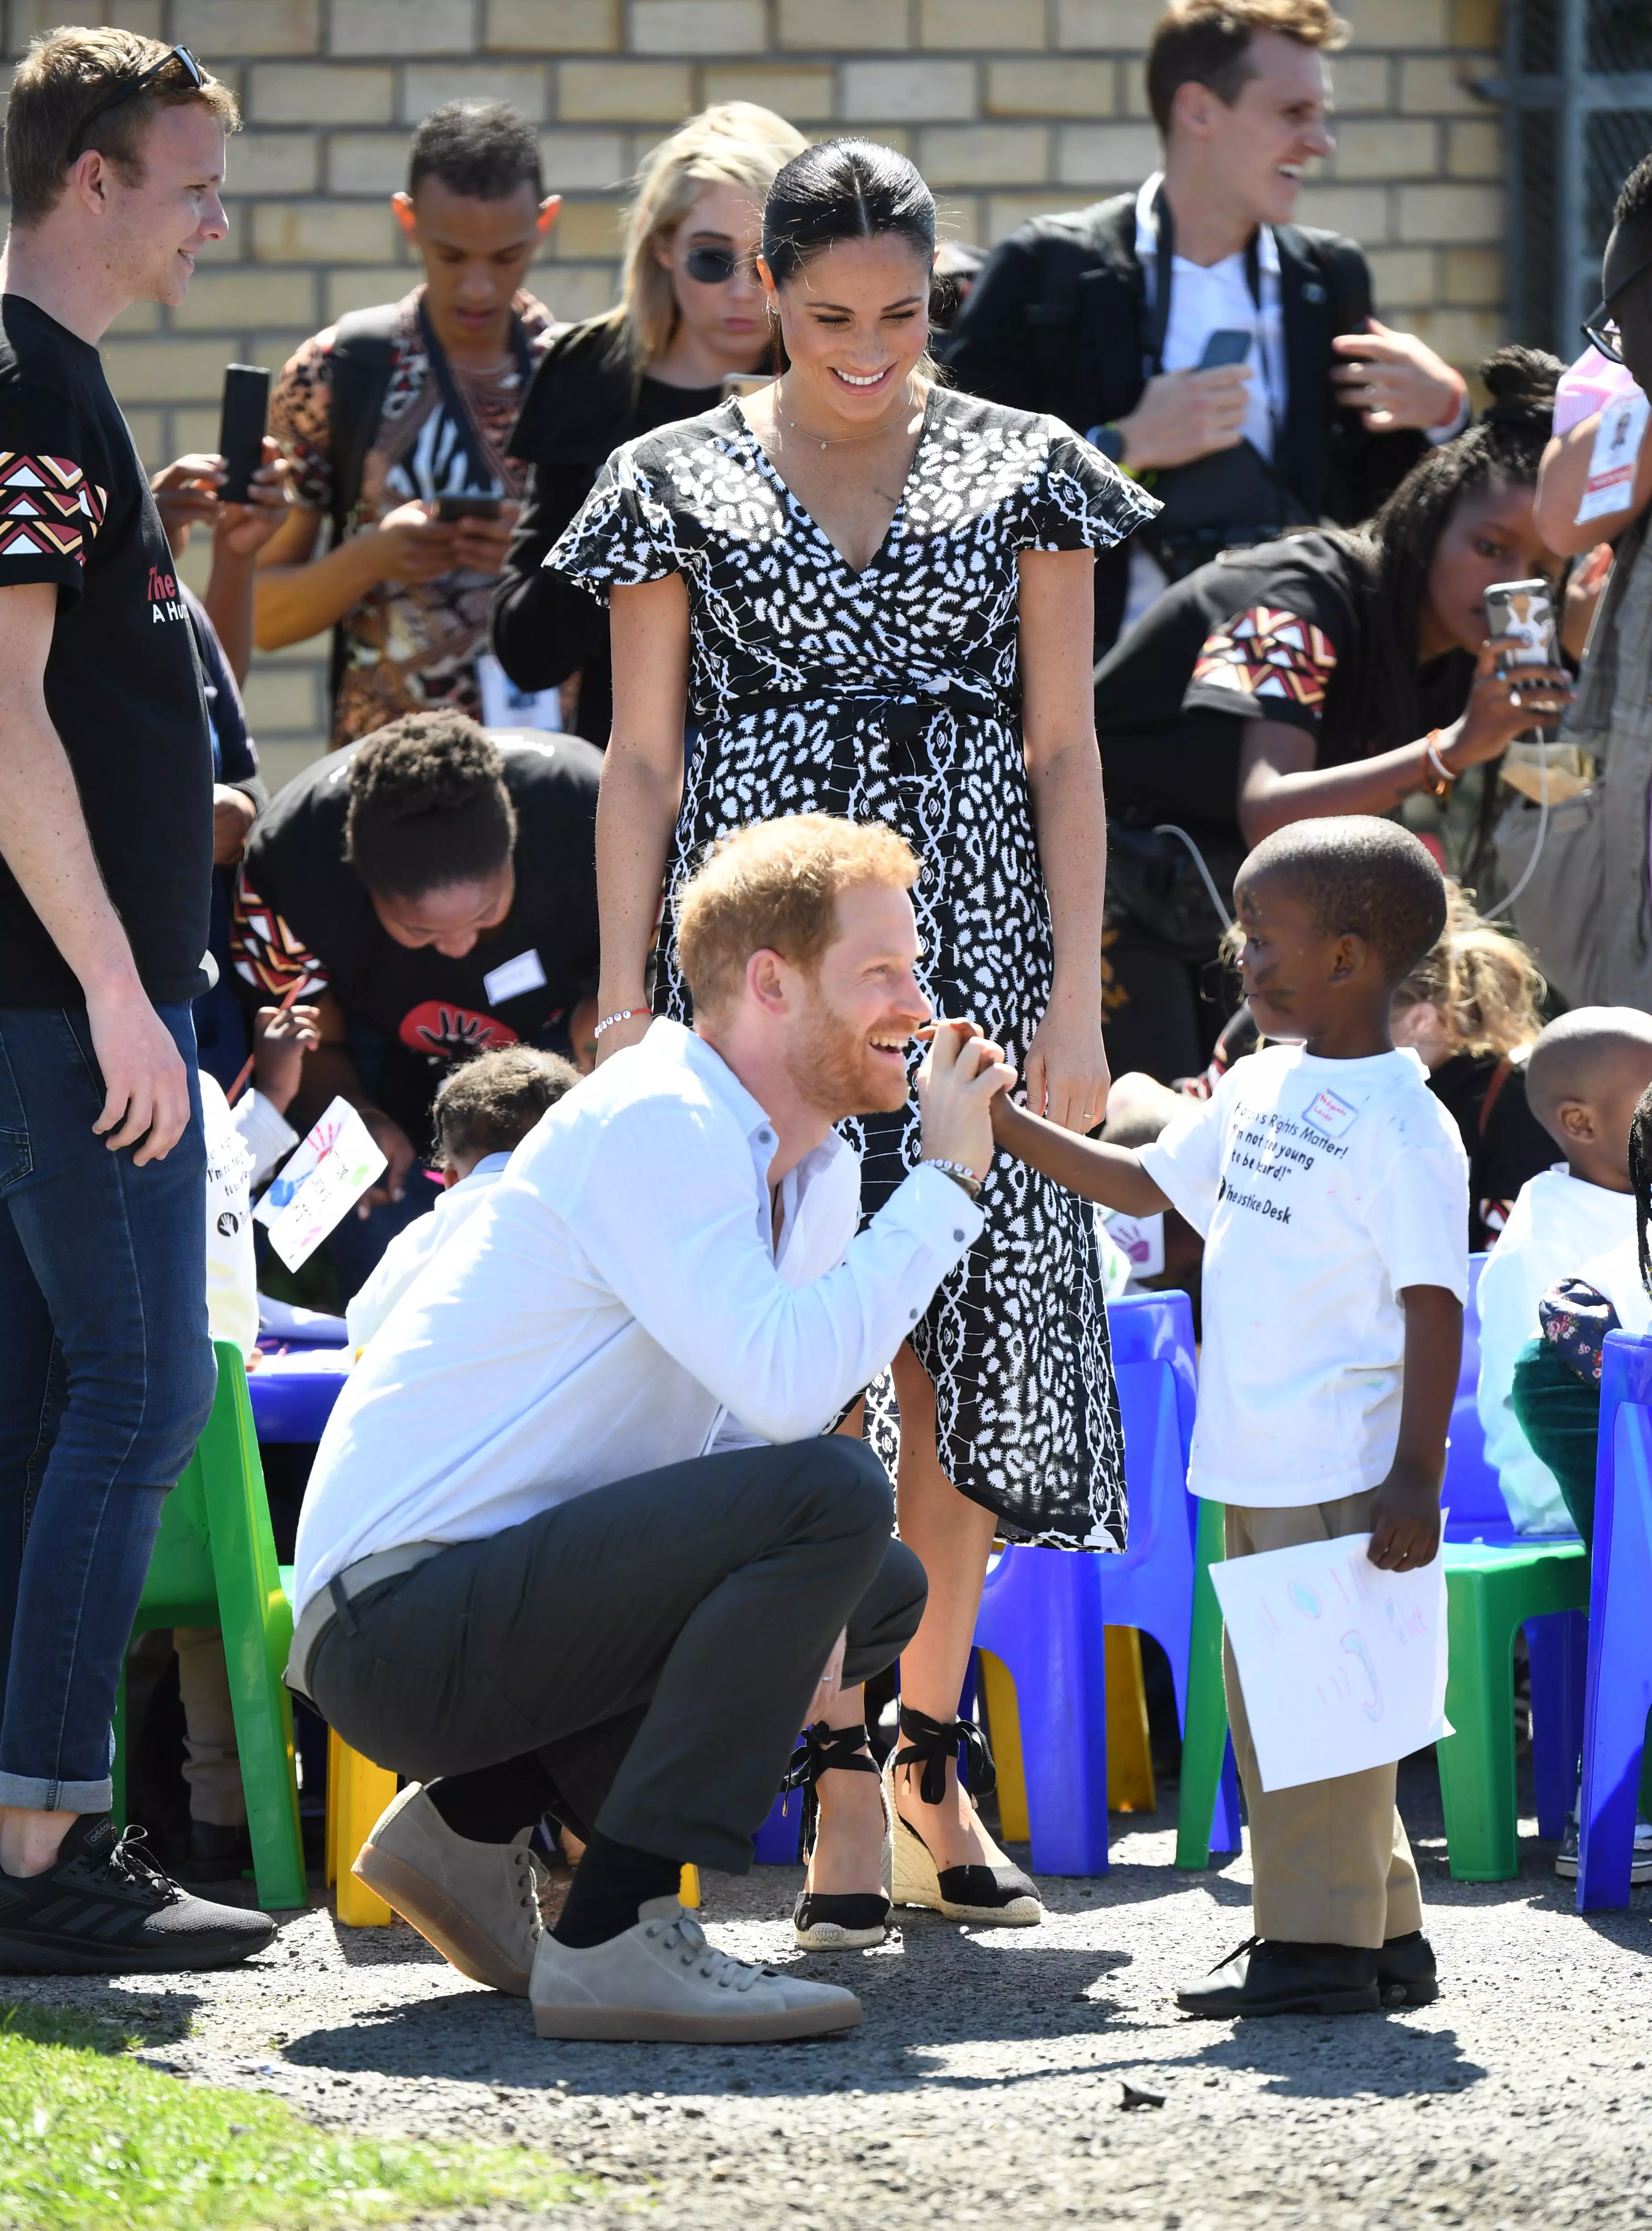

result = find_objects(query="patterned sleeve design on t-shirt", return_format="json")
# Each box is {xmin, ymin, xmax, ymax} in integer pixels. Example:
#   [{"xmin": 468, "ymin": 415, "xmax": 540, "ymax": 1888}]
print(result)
[
  {"xmin": 232, "ymin": 867, "xmax": 331, "ymax": 999},
  {"xmin": 0, "ymin": 452, "xmax": 106, "ymax": 566},
  {"xmin": 1190, "ymin": 605, "xmax": 1339, "ymax": 711},
  {"xmin": 268, "ymin": 331, "xmax": 336, "ymax": 513}
]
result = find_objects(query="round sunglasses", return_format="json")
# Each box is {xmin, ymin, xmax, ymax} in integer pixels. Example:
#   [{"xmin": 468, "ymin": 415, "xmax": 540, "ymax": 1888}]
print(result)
[{"xmin": 682, "ymin": 243, "xmax": 761, "ymax": 286}]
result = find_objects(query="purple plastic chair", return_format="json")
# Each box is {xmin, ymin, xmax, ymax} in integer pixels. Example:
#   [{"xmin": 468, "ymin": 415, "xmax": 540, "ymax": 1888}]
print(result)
[
  {"xmin": 1575, "ymin": 1329, "xmax": 1652, "ymax": 1908},
  {"xmin": 970, "ymin": 1287, "xmax": 1238, "ymax": 1874}
]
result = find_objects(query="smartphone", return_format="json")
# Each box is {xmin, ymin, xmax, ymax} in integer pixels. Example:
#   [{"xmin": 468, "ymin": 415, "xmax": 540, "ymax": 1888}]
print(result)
[
  {"xmin": 721, "ymin": 371, "xmax": 771, "ymax": 400},
  {"xmin": 1483, "ymin": 578, "xmax": 1557, "ymax": 665},
  {"xmin": 434, "ymin": 493, "xmax": 503, "ymax": 523},
  {"xmin": 217, "ymin": 364, "xmax": 269, "ymax": 505},
  {"xmin": 1197, "ymin": 329, "xmax": 1252, "ymax": 371}
]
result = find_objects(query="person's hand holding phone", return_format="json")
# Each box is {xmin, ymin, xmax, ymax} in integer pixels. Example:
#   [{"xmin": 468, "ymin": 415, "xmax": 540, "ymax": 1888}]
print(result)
[
  {"xmin": 214, "ymin": 438, "xmax": 293, "ymax": 558},
  {"xmin": 449, "ymin": 497, "xmax": 520, "ymax": 579},
  {"xmin": 373, "ymin": 499, "xmax": 461, "ymax": 584},
  {"xmin": 1112, "ymin": 363, "xmax": 1253, "ymax": 473},
  {"xmin": 1440, "ymin": 633, "xmax": 1575, "ymax": 768}
]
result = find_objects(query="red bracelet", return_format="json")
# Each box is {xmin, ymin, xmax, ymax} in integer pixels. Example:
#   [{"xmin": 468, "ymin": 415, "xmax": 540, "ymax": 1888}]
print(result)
[{"xmin": 592, "ymin": 1006, "xmax": 648, "ymax": 1042}]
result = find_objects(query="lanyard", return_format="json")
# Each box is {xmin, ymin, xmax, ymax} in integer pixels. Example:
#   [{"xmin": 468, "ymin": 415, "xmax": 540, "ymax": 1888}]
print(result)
[
  {"xmin": 413, "ymin": 294, "xmax": 532, "ymax": 496},
  {"xmin": 1142, "ymin": 186, "xmax": 1281, "ymax": 450}
]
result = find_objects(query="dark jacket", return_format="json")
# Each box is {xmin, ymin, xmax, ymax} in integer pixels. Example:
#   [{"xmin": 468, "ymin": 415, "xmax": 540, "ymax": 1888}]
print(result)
[
  {"xmin": 941, "ymin": 193, "xmax": 1429, "ymax": 653},
  {"xmin": 492, "ymin": 316, "xmax": 722, "ymax": 746}
]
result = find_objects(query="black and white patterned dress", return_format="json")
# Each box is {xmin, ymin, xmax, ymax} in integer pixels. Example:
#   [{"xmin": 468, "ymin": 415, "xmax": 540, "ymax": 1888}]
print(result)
[{"xmin": 549, "ymin": 386, "xmax": 1158, "ymax": 1547}]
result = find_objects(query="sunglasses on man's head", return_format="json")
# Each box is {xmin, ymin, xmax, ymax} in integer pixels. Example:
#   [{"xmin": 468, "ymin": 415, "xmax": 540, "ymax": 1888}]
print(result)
[
  {"xmin": 72, "ymin": 45, "xmax": 204, "ymax": 157},
  {"xmin": 682, "ymin": 243, "xmax": 760, "ymax": 286}
]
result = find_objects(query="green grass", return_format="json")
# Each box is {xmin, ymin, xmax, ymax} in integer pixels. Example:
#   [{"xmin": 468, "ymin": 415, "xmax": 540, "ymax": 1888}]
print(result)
[{"xmin": 0, "ymin": 2001, "xmax": 595, "ymax": 2230}]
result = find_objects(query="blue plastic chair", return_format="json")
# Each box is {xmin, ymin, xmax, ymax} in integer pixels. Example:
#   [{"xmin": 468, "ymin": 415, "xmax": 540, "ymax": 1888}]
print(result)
[
  {"xmin": 247, "ymin": 1345, "xmax": 352, "ymax": 1442},
  {"xmin": 1576, "ymin": 1329, "xmax": 1652, "ymax": 1908},
  {"xmin": 971, "ymin": 1288, "xmax": 1239, "ymax": 1874}
]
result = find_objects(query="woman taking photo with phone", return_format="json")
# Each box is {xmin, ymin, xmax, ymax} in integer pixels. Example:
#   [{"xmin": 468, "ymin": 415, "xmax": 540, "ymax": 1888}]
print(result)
[
  {"xmin": 547, "ymin": 139, "xmax": 1155, "ymax": 1950},
  {"xmin": 1092, "ymin": 345, "xmax": 1575, "ymax": 1084},
  {"xmin": 491, "ymin": 101, "xmax": 805, "ymax": 745}
]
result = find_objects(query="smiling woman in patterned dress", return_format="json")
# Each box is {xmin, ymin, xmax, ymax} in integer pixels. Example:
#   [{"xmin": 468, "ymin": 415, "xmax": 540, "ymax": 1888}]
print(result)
[{"xmin": 547, "ymin": 139, "xmax": 1158, "ymax": 1947}]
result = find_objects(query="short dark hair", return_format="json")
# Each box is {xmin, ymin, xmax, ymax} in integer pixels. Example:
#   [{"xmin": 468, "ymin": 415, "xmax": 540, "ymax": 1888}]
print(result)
[
  {"xmin": 5, "ymin": 26, "xmax": 239, "ymax": 229},
  {"xmin": 1239, "ymin": 815, "xmax": 1447, "ymax": 983},
  {"xmin": 1526, "ymin": 1008, "xmax": 1652, "ymax": 1136},
  {"xmin": 344, "ymin": 712, "xmax": 517, "ymax": 899},
  {"xmin": 407, "ymin": 100, "xmax": 542, "ymax": 203},
  {"xmin": 1145, "ymin": 0, "xmax": 1347, "ymax": 138},
  {"xmin": 433, "ymin": 1044, "xmax": 577, "ymax": 1162},
  {"xmin": 1615, "ymin": 152, "xmax": 1652, "ymax": 243},
  {"xmin": 762, "ymin": 137, "xmax": 935, "ymax": 290}
]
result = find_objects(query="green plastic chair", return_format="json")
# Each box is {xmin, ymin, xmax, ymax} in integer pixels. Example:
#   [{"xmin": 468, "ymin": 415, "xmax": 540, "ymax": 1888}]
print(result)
[{"xmin": 112, "ymin": 1340, "xmax": 307, "ymax": 1911}]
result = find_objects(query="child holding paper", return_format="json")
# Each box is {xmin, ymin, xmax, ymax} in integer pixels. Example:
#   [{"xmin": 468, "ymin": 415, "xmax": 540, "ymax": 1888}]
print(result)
[{"xmin": 993, "ymin": 816, "xmax": 1469, "ymax": 2018}]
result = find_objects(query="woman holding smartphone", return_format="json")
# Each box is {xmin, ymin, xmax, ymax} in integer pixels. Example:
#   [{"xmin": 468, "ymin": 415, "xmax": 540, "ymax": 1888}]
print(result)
[{"xmin": 492, "ymin": 102, "xmax": 805, "ymax": 746}]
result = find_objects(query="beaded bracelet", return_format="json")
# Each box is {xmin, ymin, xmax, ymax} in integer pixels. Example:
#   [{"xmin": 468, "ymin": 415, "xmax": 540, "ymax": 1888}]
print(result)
[
  {"xmin": 1421, "ymin": 728, "xmax": 1456, "ymax": 803},
  {"xmin": 921, "ymin": 1156, "xmax": 984, "ymax": 1199},
  {"xmin": 591, "ymin": 1006, "xmax": 649, "ymax": 1042}
]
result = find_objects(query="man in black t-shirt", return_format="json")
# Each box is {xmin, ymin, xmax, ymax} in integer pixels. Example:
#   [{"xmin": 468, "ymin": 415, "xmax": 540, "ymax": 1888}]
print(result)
[
  {"xmin": 0, "ymin": 27, "xmax": 272, "ymax": 1972},
  {"xmin": 234, "ymin": 712, "xmax": 599, "ymax": 1294}
]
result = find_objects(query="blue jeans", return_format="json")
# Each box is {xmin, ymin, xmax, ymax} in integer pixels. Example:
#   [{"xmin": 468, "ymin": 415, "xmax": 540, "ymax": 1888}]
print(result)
[{"xmin": 0, "ymin": 1005, "xmax": 216, "ymax": 1812}]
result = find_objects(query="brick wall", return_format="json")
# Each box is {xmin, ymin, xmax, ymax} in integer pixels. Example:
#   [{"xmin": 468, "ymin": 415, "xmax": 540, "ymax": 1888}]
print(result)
[{"xmin": 3, "ymin": 0, "xmax": 1506, "ymax": 788}]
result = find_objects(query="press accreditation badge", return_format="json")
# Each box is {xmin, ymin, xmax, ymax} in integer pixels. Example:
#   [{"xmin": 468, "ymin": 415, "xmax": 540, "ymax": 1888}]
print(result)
[
  {"xmin": 477, "ymin": 650, "xmax": 563, "ymax": 733},
  {"xmin": 1301, "ymin": 1085, "xmax": 1363, "ymax": 1140}
]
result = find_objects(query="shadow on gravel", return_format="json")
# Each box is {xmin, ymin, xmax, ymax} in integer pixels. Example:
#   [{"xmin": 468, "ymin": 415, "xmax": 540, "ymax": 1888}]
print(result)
[{"xmin": 1185, "ymin": 2018, "xmax": 1485, "ymax": 2100}]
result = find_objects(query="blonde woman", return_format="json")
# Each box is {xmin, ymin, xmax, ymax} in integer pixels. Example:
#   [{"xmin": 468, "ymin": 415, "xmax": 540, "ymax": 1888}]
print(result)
[{"xmin": 492, "ymin": 101, "xmax": 805, "ymax": 743}]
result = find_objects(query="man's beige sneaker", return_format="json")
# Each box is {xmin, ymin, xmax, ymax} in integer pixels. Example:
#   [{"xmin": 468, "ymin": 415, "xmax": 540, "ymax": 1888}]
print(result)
[
  {"xmin": 530, "ymin": 1898, "xmax": 863, "ymax": 2042},
  {"xmin": 351, "ymin": 1784, "xmax": 543, "ymax": 1996}
]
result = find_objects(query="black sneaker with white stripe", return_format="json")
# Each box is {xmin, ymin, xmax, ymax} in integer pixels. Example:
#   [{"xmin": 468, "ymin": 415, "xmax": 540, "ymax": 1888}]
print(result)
[{"xmin": 0, "ymin": 1814, "xmax": 275, "ymax": 1974}]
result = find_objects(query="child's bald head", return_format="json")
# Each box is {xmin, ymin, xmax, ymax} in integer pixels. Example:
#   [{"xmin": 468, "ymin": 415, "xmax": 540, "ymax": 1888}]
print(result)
[{"xmin": 1526, "ymin": 1007, "xmax": 1652, "ymax": 1191}]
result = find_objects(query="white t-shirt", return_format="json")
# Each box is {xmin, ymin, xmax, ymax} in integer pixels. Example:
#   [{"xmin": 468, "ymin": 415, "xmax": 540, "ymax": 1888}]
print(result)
[
  {"xmin": 345, "ymin": 1152, "xmax": 511, "ymax": 1352},
  {"xmin": 1475, "ymin": 1167, "xmax": 1639, "ymax": 1532},
  {"xmin": 1139, "ymin": 1044, "xmax": 1469, "ymax": 1506}
]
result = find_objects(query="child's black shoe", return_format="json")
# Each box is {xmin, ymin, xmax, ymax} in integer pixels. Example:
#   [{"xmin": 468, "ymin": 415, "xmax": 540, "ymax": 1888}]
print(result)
[
  {"xmin": 1376, "ymin": 1929, "xmax": 1438, "ymax": 2007},
  {"xmin": 1175, "ymin": 1935, "xmax": 1380, "ymax": 2018}
]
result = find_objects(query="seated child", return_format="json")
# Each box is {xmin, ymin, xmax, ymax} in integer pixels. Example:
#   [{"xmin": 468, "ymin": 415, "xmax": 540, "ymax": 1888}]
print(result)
[
  {"xmin": 995, "ymin": 815, "xmax": 1467, "ymax": 2019},
  {"xmin": 346, "ymin": 1046, "xmax": 577, "ymax": 1352},
  {"xmin": 1475, "ymin": 1007, "xmax": 1652, "ymax": 1535},
  {"xmin": 1389, "ymin": 885, "xmax": 1554, "ymax": 1251}
]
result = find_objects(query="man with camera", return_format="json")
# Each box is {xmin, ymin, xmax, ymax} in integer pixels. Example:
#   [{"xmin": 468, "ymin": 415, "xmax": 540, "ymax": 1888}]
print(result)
[
  {"xmin": 0, "ymin": 25, "xmax": 274, "ymax": 1973},
  {"xmin": 943, "ymin": 0, "xmax": 1469, "ymax": 657},
  {"xmin": 252, "ymin": 100, "xmax": 561, "ymax": 747}
]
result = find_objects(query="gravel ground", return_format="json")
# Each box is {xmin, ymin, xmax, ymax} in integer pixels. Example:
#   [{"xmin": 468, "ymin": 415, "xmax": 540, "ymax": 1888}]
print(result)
[{"xmin": 11, "ymin": 1754, "xmax": 1652, "ymax": 2230}]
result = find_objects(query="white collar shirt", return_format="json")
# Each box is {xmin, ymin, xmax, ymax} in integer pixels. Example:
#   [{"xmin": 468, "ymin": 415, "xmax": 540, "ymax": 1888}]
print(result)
[{"xmin": 292, "ymin": 1020, "xmax": 983, "ymax": 1615}]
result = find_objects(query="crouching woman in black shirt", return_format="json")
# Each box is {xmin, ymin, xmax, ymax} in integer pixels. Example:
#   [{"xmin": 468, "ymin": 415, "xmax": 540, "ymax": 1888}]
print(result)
[{"xmin": 1094, "ymin": 346, "xmax": 1571, "ymax": 1083}]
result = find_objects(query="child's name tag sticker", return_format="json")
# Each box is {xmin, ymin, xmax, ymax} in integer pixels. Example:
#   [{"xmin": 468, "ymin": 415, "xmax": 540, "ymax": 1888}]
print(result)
[
  {"xmin": 1578, "ymin": 390, "xmax": 1651, "ymax": 522},
  {"xmin": 1302, "ymin": 1085, "xmax": 1362, "ymax": 1139},
  {"xmin": 253, "ymin": 1095, "xmax": 387, "ymax": 1272},
  {"xmin": 483, "ymin": 948, "xmax": 547, "ymax": 1004}
]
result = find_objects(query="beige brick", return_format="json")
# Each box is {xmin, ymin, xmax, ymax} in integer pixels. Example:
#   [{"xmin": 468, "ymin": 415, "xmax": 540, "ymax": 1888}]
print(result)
[
  {"xmin": 122, "ymin": 408, "xmax": 166, "ymax": 475},
  {"xmin": 1293, "ymin": 180, "xmax": 1391, "ymax": 242},
  {"xmin": 332, "ymin": 0, "xmax": 478, "ymax": 53},
  {"xmin": 935, "ymin": 192, "xmax": 984, "ymax": 245},
  {"xmin": 1399, "ymin": 55, "xmax": 1497, "ymax": 116},
  {"xmin": 324, "ymin": 266, "xmax": 416, "ymax": 324},
  {"xmin": 537, "ymin": 129, "xmax": 629, "ymax": 189},
  {"xmin": 1331, "ymin": 118, "xmax": 1437, "ymax": 180},
  {"xmin": 328, "ymin": 134, "xmax": 414, "ymax": 196},
  {"xmin": 1403, "ymin": 306, "xmax": 1503, "ymax": 365},
  {"xmin": 841, "ymin": 60, "xmax": 976, "ymax": 122},
  {"xmin": 248, "ymin": 65, "xmax": 394, "ymax": 125},
  {"xmin": 988, "ymin": 192, "xmax": 1089, "ymax": 240},
  {"xmin": 1447, "ymin": 118, "xmax": 1500, "ymax": 179},
  {"xmin": 7, "ymin": 0, "xmax": 162, "ymax": 31},
  {"xmin": 919, "ymin": 126, "xmax": 1049, "ymax": 188},
  {"xmin": 175, "ymin": 539, "xmax": 213, "ymax": 597},
  {"xmin": 700, "ymin": 65, "xmax": 835, "ymax": 120},
  {"xmin": 1327, "ymin": 55, "xmax": 1389, "ymax": 114},
  {"xmin": 1057, "ymin": 120, "xmax": 1159, "ymax": 187},
  {"xmin": 1365, "ymin": 246, "xmax": 1435, "ymax": 307},
  {"xmin": 484, "ymin": 0, "xmax": 621, "ymax": 48},
  {"xmin": 539, "ymin": 264, "xmax": 621, "ymax": 321},
  {"xmin": 630, "ymin": 0, "xmax": 766, "ymax": 52},
  {"xmin": 920, "ymin": 0, "xmax": 1045, "ymax": 48},
  {"xmin": 777, "ymin": 0, "xmax": 909, "ymax": 50},
  {"xmin": 1121, "ymin": 67, "xmax": 1153, "ymax": 121},
  {"xmin": 1450, "ymin": 0, "xmax": 1498, "ymax": 44},
  {"xmin": 244, "ymin": 667, "xmax": 321, "ymax": 731},
  {"xmin": 1343, "ymin": 0, "xmax": 1448, "ymax": 44},
  {"xmin": 172, "ymin": 268, "xmax": 318, "ymax": 330},
  {"xmin": 226, "ymin": 130, "xmax": 319, "ymax": 195},
  {"xmin": 105, "ymin": 300, "xmax": 161, "ymax": 336},
  {"xmin": 1397, "ymin": 182, "xmax": 1502, "ymax": 243},
  {"xmin": 551, "ymin": 198, "xmax": 626, "ymax": 258},
  {"xmin": 174, "ymin": 0, "xmax": 319, "ymax": 54},
  {"xmin": 252, "ymin": 329, "xmax": 313, "ymax": 368},
  {"xmin": 1057, "ymin": 0, "xmax": 1160, "ymax": 44},
  {"xmin": 987, "ymin": 60, "xmax": 1116, "ymax": 118},
  {"xmin": 253, "ymin": 200, "xmax": 395, "ymax": 262},
  {"xmin": 259, "ymin": 737, "xmax": 331, "ymax": 792},
  {"xmin": 401, "ymin": 63, "xmax": 548, "ymax": 121},
  {"xmin": 558, "ymin": 60, "xmax": 695, "ymax": 120},
  {"xmin": 173, "ymin": 406, "xmax": 225, "ymax": 455},
  {"xmin": 103, "ymin": 338, "xmax": 237, "ymax": 406},
  {"xmin": 1443, "ymin": 245, "xmax": 1503, "ymax": 306}
]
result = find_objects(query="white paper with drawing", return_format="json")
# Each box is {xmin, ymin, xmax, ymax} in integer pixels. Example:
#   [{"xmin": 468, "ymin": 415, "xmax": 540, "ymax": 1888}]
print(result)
[
  {"xmin": 252, "ymin": 1095, "xmax": 387, "ymax": 1272},
  {"xmin": 1211, "ymin": 1531, "xmax": 1451, "ymax": 1793}
]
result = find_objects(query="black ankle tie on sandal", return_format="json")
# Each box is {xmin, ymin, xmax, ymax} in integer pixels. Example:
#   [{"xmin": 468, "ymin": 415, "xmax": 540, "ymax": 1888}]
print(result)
[
  {"xmin": 782, "ymin": 1720, "xmax": 879, "ymax": 1856},
  {"xmin": 893, "ymin": 1703, "xmax": 998, "ymax": 1805}
]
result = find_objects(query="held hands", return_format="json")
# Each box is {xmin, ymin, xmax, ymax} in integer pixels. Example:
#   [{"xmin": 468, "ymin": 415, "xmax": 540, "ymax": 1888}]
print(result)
[
  {"xmin": 1331, "ymin": 320, "xmax": 1464, "ymax": 433},
  {"xmin": 916, "ymin": 1018, "xmax": 1018, "ymax": 1182},
  {"xmin": 1114, "ymin": 364, "xmax": 1252, "ymax": 473},
  {"xmin": 1022, "ymin": 990, "xmax": 1110, "ymax": 1133},
  {"xmin": 1366, "ymin": 1457, "xmax": 1443, "ymax": 1573},
  {"xmin": 1441, "ymin": 634, "xmax": 1575, "ymax": 770}
]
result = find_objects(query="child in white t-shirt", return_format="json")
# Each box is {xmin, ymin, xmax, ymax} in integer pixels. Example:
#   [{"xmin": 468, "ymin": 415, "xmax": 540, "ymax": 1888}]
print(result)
[
  {"xmin": 995, "ymin": 816, "xmax": 1467, "ymax": 2020},
  {"xmin": 1475, "ymin": 1008, "xmax": 1652, "ymax": 1533}
]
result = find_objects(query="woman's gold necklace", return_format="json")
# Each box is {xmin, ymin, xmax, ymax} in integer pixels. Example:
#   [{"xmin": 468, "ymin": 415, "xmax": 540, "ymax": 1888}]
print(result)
[{"xmin": 777, "ymin": 379, "xmax": 918, "ymax": 453}]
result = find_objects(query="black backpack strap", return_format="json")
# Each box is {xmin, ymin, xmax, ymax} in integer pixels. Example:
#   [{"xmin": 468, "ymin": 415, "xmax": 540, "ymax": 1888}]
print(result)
[
  {"xmin": 1022, "ymin": 196, "xmax": 1134, "ymax": 406},
  {"xmin": 325, "ymin": 302, "xmax": 401, "ymax": 552}
]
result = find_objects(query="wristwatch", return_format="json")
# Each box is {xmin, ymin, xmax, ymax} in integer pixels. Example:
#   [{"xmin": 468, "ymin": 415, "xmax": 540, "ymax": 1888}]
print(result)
[{"xmin": 1088, "ymin": 422, "xmax": 1127, "ymax": 468}]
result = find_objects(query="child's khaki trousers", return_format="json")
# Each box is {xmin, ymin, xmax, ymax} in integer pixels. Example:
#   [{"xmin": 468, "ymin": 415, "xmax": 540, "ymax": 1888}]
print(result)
[{"xmin": 1221, "ymin": 1490, "xmax": 1424, "ymax": 1950}]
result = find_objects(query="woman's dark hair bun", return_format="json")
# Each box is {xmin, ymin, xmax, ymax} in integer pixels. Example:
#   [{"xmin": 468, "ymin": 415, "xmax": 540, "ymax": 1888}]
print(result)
[
  {"xmin": 1478, "ymin": 343, "xmax": 1564, "ymax": 424},
  {"xmin": 345, "ymin": 709, "xmax": 517, "ymax": 899},
  {"xmin": 762, "ymin": 137, "xmax": 935, "ymax": 288}
]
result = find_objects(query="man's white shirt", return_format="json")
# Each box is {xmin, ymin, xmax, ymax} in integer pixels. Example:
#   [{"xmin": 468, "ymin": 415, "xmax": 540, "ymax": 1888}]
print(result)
[{"xmin": 291, "ymin": 1020, "xmax": 983, "ymax": 1618}]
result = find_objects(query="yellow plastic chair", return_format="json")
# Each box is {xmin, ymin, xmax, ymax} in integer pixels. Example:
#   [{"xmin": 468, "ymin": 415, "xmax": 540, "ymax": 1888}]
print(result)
[{"xmin": 983, "ymin": 1626, "xmax": 1157, "ymax": 1842}]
